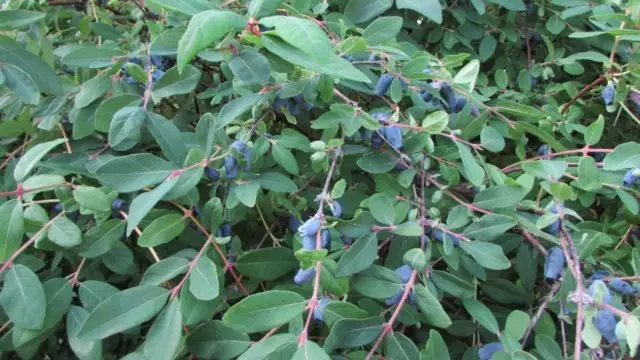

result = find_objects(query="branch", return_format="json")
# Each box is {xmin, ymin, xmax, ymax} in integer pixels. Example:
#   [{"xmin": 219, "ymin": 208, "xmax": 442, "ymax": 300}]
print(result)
[
  {"xmin": 560, "ymin": 74, "xmax": 606, "ymax": 115},
  {"xmin": 522, "ymin": 281, "xmax": 562, "ymax": 345}
]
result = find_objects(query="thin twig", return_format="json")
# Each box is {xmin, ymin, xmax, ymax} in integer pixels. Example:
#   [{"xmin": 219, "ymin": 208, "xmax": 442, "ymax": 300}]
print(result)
[{"xmin": 522, "ymin": 281, "xmax": 562, "ymax": 345}]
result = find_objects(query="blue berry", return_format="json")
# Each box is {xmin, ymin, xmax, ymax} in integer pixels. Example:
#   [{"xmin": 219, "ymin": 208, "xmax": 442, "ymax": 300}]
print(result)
[
  {"xmin": 272, "ymin": 97, "xmax": 293, "ymax": 112},
  {"xmin": 302, "ymin": 235, "xmax": 316, "ymax": 250},
  {"xmin": 330, "ymin": 201, "xmax": 342, "ymax": 218},
  {"xmin": 321, "ymin": 230, "xmax": 330, "ymax": 250},
  {"xmin": 313, "ymin": 297, "xmax": 331, "ymax": 322},
  {"xmin": 52, "ymin": 203, "xmax": 63, "ymax": 215},
  {"xmin": 224, "ymin": 156, "xmax": 238, "ymax": 179},
  {"xmin": 526, "ymin": 1, "xmax": 536, "ymax": 15},
  {"xmin": 543, "ymin": 247, "xmax": 565, "ymax": 280},
  {"xmin": 470, "ymin": 104, "xmax": 480, "ymax": 116},
  {"xmin": 589, "ymin": 270, "xmax": 609, "ymax": 281},
  {"xmin": 593, "ymin": 309, "xmax": 618, "ymax": 344},
  {"xmin": 371, "ymin": 112, "xmax": 391, "ymax": 122},
  {"xmin": 150, "ymin": 55, "xmax": 163, "ymax": 68},
  {"xmin": 371, "ymin": 131, "xmax": 384, "ymax": 149},
  {"xmin": 537, "ymin": 144, "xmax": 550, "ymax": 159},
  {"xmin": 601, "ymin": 85, "xmax": 615, "ymax": 106},
  {"xmin": 382, "ymin": 126, "xmax": 403, "ymax": 150},
  {"xmin": 294, "ymin": 267, "xmax": 315, "ymax": 284},
  {"xmin": 432, "ymin": 229, "xmax": 460, "ymax": 245},
  {"xmin": 478, "ymin": 342, "xmax": 503, "ymax": 360},
  {"xmin": 204, "ymin": 167, "xmax": 219, "ymax": 182},
  {"xmin": 588, "ymin": 280, "xmax": 612, "ymax": 304},
  {"xmin": 111, "ymin": 198, "xmax": 128, "ymax": 211},
  {"xmin": 68, "ymin": 211, "xmax": 80, "ymax": 222},
  {"xmin": 231, "ymin": 141, "xmax": 252, "ymax": 171},
  {"xmin": 288, "ymin": 216, "xmax": 301, "ymax": 233},
  {"xmin": 608, "ymin": 278, "xmax": 636, "ymax": 296},
  {"xmin": 151, "ymin": 69, "xmax": 164, "ymax": 83},
  {"xmin": 544, "ymin": 219, "xmax": 561, "ymax": 235},
  {"xmin": 385, "ymin": 290, "xmax": 403, "ymax": 305},
  {"xmin": 340, "ymin": 236, "xmax": 353, "ymax": 245},
  {"xmin": 623, "ymin": 168, "xmax": 640, "ymax": 186},
  {"xmin": 420, "ymin": 89, "xmax": 433, "ymax": 102},
  {"xmin": 216, "ymin": 223, "xmax": 232, "ymax": 237},
  {"xmin": 451, "ymin": 96, "xmax": 467, "ymax": 113},
  {"xmin": 395, "ymin": 265, "xmax": 413, "ymax": 283},
  {"xmin": 298, "ymin": 217, "xmax": 321, "ymax": 237},
  {"xmin": 368, "ymin": 54, "xmax": 378, "ymax": 62},
  {"xmin": 374, "ymin": 74, "xmax": 394, "ymax": 96}
]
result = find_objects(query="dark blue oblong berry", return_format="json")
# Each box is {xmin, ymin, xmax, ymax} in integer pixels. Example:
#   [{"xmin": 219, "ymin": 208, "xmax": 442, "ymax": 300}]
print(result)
[
  {"xmin": 374, "ymin": 74, "xmax": 394, "ymax": 96},
  {"xmin": 302, "ymin": 235, "xmax": 316, "ymax": 250},
  {"xmin": 313, "ymin": 297, "xmax": 331, "ymax": 322},
  {"xmin": 544, "ymin": 219, "xmax": 561, "ymax": 235},
  {"xmin": 543, "ymin": 247, "xmax": 565, "ymax": 280},
  {"xmin": 224, "ymin": 156, "xmax": 239, "ymax": 179},
  {"xmin": 330, "ymin": 201, "xmax": 342, "ymax": 218},
  {"xmin": 589, "ymin": 270, "xmax": 609, "ymax": 281},
  {"xmin": 593, "ymin": 309, "xmax": 618, "ymax": 344},
  {"xmin": 231, "ymin": 141, "xmax": 252, "ymax": 171},
  {"xmin": 216, "ymin": 223, "xmax": 232, "ymax": 237},
  {"xmin": 371, "ymin": 112, "xmax": 391, "ymax": 122},
  {"xmin": 371, "ymin": 131, "xmax": 384, "ymax": 149},
  {"xmin": 68, "ymin": 211, "xmax": 80, "ymax": 222},
  {"xmin": 451, "ymin": 96, "xmax": 467, "ymax": 113},
  {"xmin": 470, "ymin": 104, "xmax": 480, "ymax": 116},
  {"xmin": 608, "ymin": 278, "xmax": 636, "ymax": 295},
  {"xmin": 294, "ymin": 267, "xmax": 315, "ymax": 284},
  {"xmin": 340, "ymin": 236, "xmax": 353, "ymax": 245},
  {"xmin": 151, "ymin": 69, "xmax": 164, "ymax": 83},
  {"xmin": 298, "ymin": 216, "xmax": 321, "ymax": 237},
  {"xmin": 111, "ymin": 198, "xmax": 128, "ymax": 211},
  {"xmin": 588, "ymin": 280, "xmax": 612, "ymax": 304},
  {"xmin": 385, "ymin": 289, "xmax": 403, "ymax": 305},
  {"xmin": 52, "ymin": 203, "xmax": 63, "ymax": 215},
  {"xmin": 537, "ymin": 144, "xmax": 551, "ymax": 159},
  {"xmin": 601, "ymin": 85, "xmax": 615, "ymax": 106},
  {"xmin": 395, "ymin": 265, "xmax": 413, "ymax": 284},
  {"xmin": 150, "ymin": 55, "xmax": 163, "ymax": 68},
  {"xmin": 383, "ymin": 126, "xmax": 403, "ymax": 150},
  {"xmin": 432, "ymin": 229, "xmax": 460, "ymax": 245},
  {"xmin": 204, "ymin": 167, "xmax": 220, "ymax": 182},
  {"xmin": 321, "ymin": 230, "xmax": 330, "ymax": 250},
  {"xmin": 526, "ymin": 1, "xmax": 536, "ymax": 15},
  {"xmin": 478, "ymin": 342, "xmax": 504, "ymax": 360},
  {"xmin": 623, "ymin": 168, "xmax": 640, "ymax": 186},
  {"xmin": 288, "ymin": 216, "xmax": 301, "ymax": 233}
]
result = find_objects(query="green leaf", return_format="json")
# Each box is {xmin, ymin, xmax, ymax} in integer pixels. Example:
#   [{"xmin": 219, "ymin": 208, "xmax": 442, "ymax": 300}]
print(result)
[
  {"xmin": 534, "ymin": 334, "xmax": 562, "ymax": 360},
  {"xmin": 263, "ymin": 16, "xmax": 333, "ymax": 60},
  {"xmin": 189, "ymin": 256, "xmax": 220, "ymax": 301},
  {"xmin": 108, "ymin": 107, "xmax": 147, "ymax": 149},
  {"xmin": 294, "ymin": 341, "xmax": 331, "ymax": 360},
  {"xmin": 73, "ymin": 186, "xmax": 111, "ymax": 213},
  {"xmin": 146, "ymin": 0, "xmax": 216, "ymax": 16},
  {"xmin": 142, "ymin": 298, "xmax": 182, "ymax": 360},
  {"xmin": 1, "ymin": 63, "xmax": 40, "ymax": 105},
  {"xmin": 272, "ymin": 142, "xmax": 299, "ymax": 175},
  {"xmin": 222, "ymin": 290, "xmax": 306, "ymax": 333},
  {"xmin": 47, "ymin": 216, "xmax": 82, "ymax": 248},
  {"xmin": 78, "ymin": 286, "xmax": 169, "ymax": 340},
  {"xmin": 335, "ymin": 233, "xmax": 378, "ymax": 277},
  {"xmin": 0, "ymin": 10, "xmax": 45, "ymax": 30},
  {"xmin": 385, "ymin": 332, "xmax": 420, "ymax": 360},
  {"xmin": 603, "ymin": 142, "xmax": 640, "ymax": 170},
  {"xmin": 67, "ymin": 306, "xmax": 103, "ymax": 360},
  {"xmin": 457, "ymin": 143, "xmax": 485, "ymax": 187},
  {"xmin": 403, "ymin": 249, "xmax": 427, "ymax": 272},
  {"xmin": 235, "ymin": 247, "xmax": 298, "ymax": 281},
  {"xmin": 231, "ymin": 182, "xmax": 261, "ymax": 208},
  {"xmin": 505, "ymin": 310, "xmax": 530, "ymax": 341},
  {"xmin": 141, "ymin": 257, "xmax": 190, "ymax": 286},
  {"xmin": 14, "ymin": 139, "xmax": 65, "ymax": 182},
  {"xmin": 78, "ymin": 281, "xmax": 120, "ymax": 312},
  {"xmin": 617, "ymin": 189, "xmax": 639, "ymax": 215},
  {"xmin": 479, "ymin": 35, "xmax": 498, "ymax": 62},
  {"xmin": 0, "ymin": 36, "xmax": 62, "ymax": 94},
  {"xmin": 323, "ymin": 317, "xmax": 383, "ymax": 352},
  {"xmin": 177, "ymin": 10, "xmax": 246, "ymax": 73},
  {"xmin": 94, "ymin": 94, "xmax": 141, "ymax": 133},
  {"xmin": 414, "ymin": 285, "xmax": 452, "ymax": 328},
  {"xmin": 516, "ymin": 122, "xmax": 567, "ymax": 152},
  {"xmin": 74, "ymin": 76, "xmax": 112, "ymax": 109},
  {"xmin": 422, "ymin": 110, "xmax": 448, "ymax": 134},
  {"xmin": 462, "ymin": 298, "xmax": 500, "ymax": 334},
  {"xmin": 453, "ymin": 60, "xmax": 480, "ymax": 92},
  {"xmin": 546, "ymin": 15, "xmax": 566, "ymax": 35},
  {"xmin": 363, "ymin": 16, "xmax": 403, "ymax": 45},
  {"xmin": 357, "ymin": 153, "xmax": 396, "ymax": 173},
  {"xmin": 352, "ymin": 265, "xmax": 402, "ymax": 299},
  {"xmin": 145, "ymin": 113, "xmax": 188, "ymax": 165},
  {"xmin": 152, "ymin": 65, "xmax": 201, "ymax": 101},
  {"xmin": 463, "ymin": 214, "xmax": 517, "ymax": 241},
  {"xmin": 480, "ymin": 127, "xmax": 505, "ymax": 153},
  {"xmin": 396, "ymin": 0, "xmax": 443, "ymax": 24},
  {"xmin": 487, "ymin": 0, "xmax": 526, "ymax": 11},
  {"xmin": 61, "ymin": 46, "xmax": 125, "ymax": 69},
  {"xmin": 421, "ymin": 330, "xmax": 450, "ymax": 360},
  {"xmin": 460, "ymin": 241, "xmax": 511, "ymax": 270},
  {"xmin": 369, "ymin": 193, "xmax": 396, "ymax": 225},
  {"xmin": 238, "ymin": 333, "xmax": 297, "ymax": 359},
  {"xmin": 256, "ymin": 172, "xmax": 299, "ymax": 193},
  {"xmin": 473, "ymin": 185, "xmax": 528, "ymax": 209},
  {"xmin": 218, "ymin": 93, "xmax": 263, "ymax": 128},
  {"xmin": 431, "ymin": 271, "xmax": 474, "ymax": 298},
  {"xmin": 0, "ymin": 200, "xmax": 24, "ymax": 263},
  {"xmin": 95, "ymin": 154, "xmax": 176, "ymax": 193},
  {"xmin": 344, "ymin": 0, "xmax": 393, "ymax": 24},
  {"xmin": 186, "ymin": 320, "xmax": 250, "ymax": 359},
  {"xmin": 138, "ymin": 214, "xmax": 186, "ymax": 247},
  {"xmin": 0, "ymin": 265, "xmax": 46, "ymax": 330},
  {"xmin": 78, "ymin": 220, "xmax": 125, "ymax": 259},
  {"xmin": 228, "ymin": 51, "xmax": 271, "ymax": 85},
  {"xmin": 248, "ymin": 0, "xmax": 283, "ymax": 18},
  {"xmin": 584, "ymin": 116, "xmax": 604, "ymax": 146},
  {"xmin": 126, "ymin": 177, "xmax": 179, "ymax": 236}
]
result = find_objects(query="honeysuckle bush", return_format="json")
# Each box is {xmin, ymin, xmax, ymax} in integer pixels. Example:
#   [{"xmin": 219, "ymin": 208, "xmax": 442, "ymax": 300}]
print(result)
[{"xmin": 1, "ymin": 0, "xmax": 640, "ymax": 359}]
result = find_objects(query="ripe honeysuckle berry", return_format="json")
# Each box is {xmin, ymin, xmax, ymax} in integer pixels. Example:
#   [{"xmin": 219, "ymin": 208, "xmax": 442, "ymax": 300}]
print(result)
[
  {"xmin": 216, "ymin": 223, "xmax": 232, "ymax": 237},
  {"xmin": 525, "ymin": 1, "xmax": 536, "ymax": 15},
  {"xmin": 340, "ymin": 236, "xmax": 353, "ymax": 245},
  {"xmin": 537, "ymin": 144, "xmax": 551, "ymax": 159},
  {"xmin": 52, "ymin": 202, "xmax": 63, "ymax": 215},
  {"xmin": 385, "ymin": 289, "xmax": 403, "ymax": 305},
  {"xmin": 383, "ymin": 126, "xmax": 403, "ymax": 150},
  {"xmin": 374, "ymin": 74, "xmax": 394, "ymax": 96},
  {"xmin": 288, "ymin": 216, "xmax": 301, "ymax": 233},
  {"xmin": 330, "ymin": 200, "xmax": 342, "ymax": 217},
  {"xmin": 601, "ymin": 85, "xmax": 615, "ymax": 106},
  {"xmin": 150, "ymin": 55, "xmax": 163, "ymax": 68},
  {"xmin": 151, "ymin": 69, "xmax": 164, "ymax": 82},
  {"xmin": 608, "ymin": 278, "xmax": 636, "ymax": 295},
  {"xmin": 589, "ymin": 270, "xmax": 609, "ymax": 281},
  {"xmin": 594, "ymin": 309, "xmax": 618, "ymax": 344},
  {"xmin": 543, "ymin": 247, "xmax": 565, "ymax": 280},
  {"xmin": 432, "ymin": 229, "xmax": 461, "ymax": 245},
  {"xmin": 321, "ymin": 230, "xmax": 331, "ymax": 250},
  {"xmin": 231, "ymin": 140, "xmax": 252, "ymax": 171},
  {"xmin": 371, "ymin": 131, "xmax": 384, "ymax": 149},
  {"xmin": 623, "ymin": 168, "xmax": 640, "ymax": 186},
  {"xmin": 302, "ymin": 235, "xmax": 316, "ymax": 250},
  {"xmin": 111, "ymin": 198, "xmax": 127, "ymax": 211},
  {"xmin": 313, "ymin": 297, "xmax": 331, "ymax": 322},
  {"xmin": 359, "ymin": 128, "xmax": 373, "ymax": 141},
  {"xmin": 298, "ymin": 216, "xmax": 322, "ymax": 237},
  {"xmin": 544, "ymin": 219, "xmax": 561, "ymax": 235},
  {"xmin": 68, "ymin": 211, "xmax": 80, "ymax": 222},
  {"xmin": 293, "ymin": 94, "xmax": 313, "ymax": 111},
  {"xmin": 204, "ymin": 167, "xmax": 219, "ymax": 182},
  {"xmin": 224, "ymin": 155, "xmax": 238, "ymax": 179},
  {"xmin": 294, "ymin": 267, "xmax": 315, "ymax": 284},
  {"xmin": 371, "ymin": 112, "xmax": 391, "ymax": 122},
  {"xmin": 478, "ymin": 342, "xmax": 503, "ymax": 360},
  {"xmin": 588, "ymin": 280, "xmax": 612, "ymax": 304},
  {"xmin": 420, "ymin": 89, "xmax": 433, "ymax": 102},
  {"xmin": 395, "ymin": 265, "xmax": 413, "ymax": 283},
  {"xmin": 272, "ymin": 97, "xmax": 293, "ymax": 112}
]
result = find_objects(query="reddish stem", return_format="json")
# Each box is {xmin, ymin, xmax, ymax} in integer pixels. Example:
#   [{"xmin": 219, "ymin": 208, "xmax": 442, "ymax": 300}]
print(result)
[{"xmin": 502, "ymin": 148, "xmax": 613, "ymax": 173}]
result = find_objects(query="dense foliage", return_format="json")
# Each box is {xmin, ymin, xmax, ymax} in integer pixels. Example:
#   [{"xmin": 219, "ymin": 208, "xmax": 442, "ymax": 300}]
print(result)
[{"xmin": 0, "ymin": 0, "xmax": 640, "ymax": 359}]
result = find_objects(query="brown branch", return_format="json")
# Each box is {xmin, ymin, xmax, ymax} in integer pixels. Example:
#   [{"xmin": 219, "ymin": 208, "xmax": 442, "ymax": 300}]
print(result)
[
  {"xmin": 560, "ymin": 74, "xmax": 605, "ymax": 115},
  {"xmin": 522, "ymin": 281, "xmax": 562, "ymax": 345}
]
